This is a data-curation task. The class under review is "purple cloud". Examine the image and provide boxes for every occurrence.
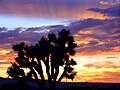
[0,0,100,19]
[88,4,120,17]
[0,24,66,48]
[0,17,120,54]
[67,18,107,34]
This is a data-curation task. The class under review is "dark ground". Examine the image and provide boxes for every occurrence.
[0,78,120,90]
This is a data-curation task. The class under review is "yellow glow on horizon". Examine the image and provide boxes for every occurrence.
[0,52,120,83]
[79,29,93,34]
[0,49,11,55]
[75,41,89,45]
[0,70,8,78]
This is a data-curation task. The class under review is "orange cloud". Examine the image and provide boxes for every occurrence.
[84,61,120,69]
[89,71,120,83]
[99,1,109,5]
[99,1,120,5]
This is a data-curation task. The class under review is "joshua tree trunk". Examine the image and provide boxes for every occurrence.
[35,60,45,90]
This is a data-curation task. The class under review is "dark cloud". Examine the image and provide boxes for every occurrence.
[0,17,120,54]
[67,18,106,34]
[78,39,120,52]
[88,4,120,17]
[0,25,66,48]
[0,28,43,48]
[74,18,120,53]
[0,19,105,48]
[114,30,120,34]
[0,18,108,49]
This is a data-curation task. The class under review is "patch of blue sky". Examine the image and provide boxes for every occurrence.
[0,15,65,29]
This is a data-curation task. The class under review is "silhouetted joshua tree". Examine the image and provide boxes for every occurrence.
[7,29,77,90]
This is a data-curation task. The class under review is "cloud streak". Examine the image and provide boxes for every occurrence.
[84,61,120,69]
[0,0,104,19]
[88,4,120,17]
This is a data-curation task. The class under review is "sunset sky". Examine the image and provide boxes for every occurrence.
[0,0,120,83]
